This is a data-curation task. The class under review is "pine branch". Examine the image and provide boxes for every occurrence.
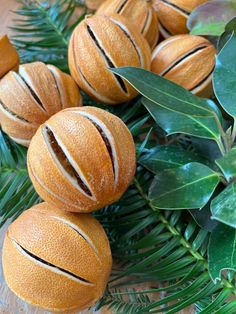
[0,131,39,227]
[95,167,236,313]
[95,288,152,313]
[11,0,86,71]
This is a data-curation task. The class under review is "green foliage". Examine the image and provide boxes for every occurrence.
[4,0,236,312]
[211,182,236,228]
[149,162,220,210]
[187,0,236,36]
[140,145,206,173]
[96,169,236,313]
[112,68,223,148]
[95,288,152,313]
[190,206,218,232]
[217,17,236,52]
[214,34,236,119]
[216,147,236,181]
[0,131,39,227]
[11,0,86,71]
[209,224,236,283]
[114,64,236,288]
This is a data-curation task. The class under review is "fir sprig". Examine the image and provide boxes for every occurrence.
[96,168,236,313]
[0,131,39,227]
[11,0,86,71]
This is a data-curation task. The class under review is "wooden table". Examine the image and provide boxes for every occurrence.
[0,0,19,36]
[0,1,194,313]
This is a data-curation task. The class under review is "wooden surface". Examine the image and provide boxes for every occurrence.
[0,1,194,313]
[0,0,19,36]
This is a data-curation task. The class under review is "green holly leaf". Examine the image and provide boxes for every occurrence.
[187,0,236,36]
[190,207,218,232]
[213,35,236,119]
[208,223,236,283]
[149,162,220,210]
[111,67,222,143]
[112,67,220,117]
[189,186,221,232]
[215,147,236,181]
[211,182,236,228]
[140,145,206,174]
[142,98,221,142]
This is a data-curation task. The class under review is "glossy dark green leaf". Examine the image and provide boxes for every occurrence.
[213,35,236,118]
[140,145,206,174]
[189,184,222,232]
[112,67,220,117]
[190,207,218,232]
[142,98,221,142]
[215,147,236,181]
[149,162,220,210]
[190,137,222,161]
[112,67,222,142]
[217,17,236,52]
[208,223,236,283]
[187,0,236,36]
[211,182,236,228]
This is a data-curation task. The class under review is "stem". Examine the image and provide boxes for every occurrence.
[223,132,233,154]
[217,138,226,156]
[231,119,236,145]
[220,175,228,186]
[166,134,185,146]
[213,112,231,155]
[1,167,28,173]
[213,112,225,139]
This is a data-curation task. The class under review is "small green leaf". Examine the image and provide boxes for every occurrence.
[208,223,236,283]
[149,162,220,210]
[187,0,236,36]
[140,145,206,174]
[215,147,236,181]
[213,35,236,119]
[211,182,236,228]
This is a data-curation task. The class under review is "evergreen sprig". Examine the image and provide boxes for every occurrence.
[95,167,236,313]
[0,131,39,227]
[11,0,86,71]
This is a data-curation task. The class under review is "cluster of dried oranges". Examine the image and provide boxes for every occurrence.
[1,0,216,312]
[0,0,214,145]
